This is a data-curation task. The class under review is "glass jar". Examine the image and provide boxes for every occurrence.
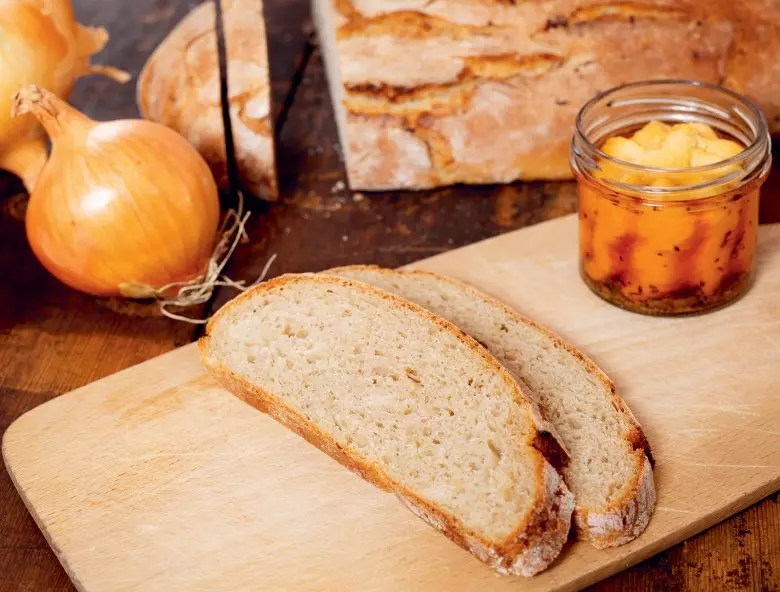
[570,80,772,315]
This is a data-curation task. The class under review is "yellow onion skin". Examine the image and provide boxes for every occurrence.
[20,87,220,298]
[0,0,126,190]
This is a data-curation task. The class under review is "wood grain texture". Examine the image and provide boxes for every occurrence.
[0,0,204,585]
[4,216,780,592]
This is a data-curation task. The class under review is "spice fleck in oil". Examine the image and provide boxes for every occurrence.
[572,98,771,316]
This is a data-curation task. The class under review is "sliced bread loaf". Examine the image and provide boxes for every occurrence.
[328,266,656,548]
[199,274,574,575]
[138,0,278,200]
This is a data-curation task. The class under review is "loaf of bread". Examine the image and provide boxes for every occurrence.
[200,274,574,576]
[329,266,655,548]
[138,0,278,200]
[313,0,779,191]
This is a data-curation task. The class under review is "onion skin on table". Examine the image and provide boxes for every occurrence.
[0,0,128,191]
[14,85,221,299]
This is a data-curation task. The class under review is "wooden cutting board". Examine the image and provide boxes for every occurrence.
[4,214,780,592]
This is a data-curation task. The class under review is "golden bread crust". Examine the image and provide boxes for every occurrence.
[325,265,656,548]
[138,0,278,200]
[200,273,574,576]
[316,0,774,190]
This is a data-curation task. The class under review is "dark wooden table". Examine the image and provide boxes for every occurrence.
[1,1,778,590]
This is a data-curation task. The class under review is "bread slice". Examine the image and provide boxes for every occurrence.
[327,266,656,548]
[200,274,574,575]
[138,0,278,200]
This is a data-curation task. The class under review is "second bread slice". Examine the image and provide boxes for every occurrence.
[200,274,574,575]
[329,266,656,548]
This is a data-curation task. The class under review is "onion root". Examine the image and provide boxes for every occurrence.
[119,192,277,324]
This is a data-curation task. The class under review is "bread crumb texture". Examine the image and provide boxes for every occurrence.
[204,275,560,542]
[330,266,656,547]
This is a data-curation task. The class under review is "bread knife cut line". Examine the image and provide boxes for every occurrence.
[214,0,241,207]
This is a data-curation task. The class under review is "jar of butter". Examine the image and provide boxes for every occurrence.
[570,80,772,315]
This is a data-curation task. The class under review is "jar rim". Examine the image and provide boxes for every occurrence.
[573,79,770,187]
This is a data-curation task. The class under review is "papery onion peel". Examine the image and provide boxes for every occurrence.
[0,0,129,190]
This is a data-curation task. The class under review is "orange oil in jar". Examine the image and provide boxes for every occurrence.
[577,170,761,315]
[571,81,771,315]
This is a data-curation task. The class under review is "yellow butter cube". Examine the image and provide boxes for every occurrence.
[601,137,646,163]
[690,148,723,167]
[677,122,719,141]
[690,149,741,186]
[596,120,744,185]
[664,126,698,151]
[633,121,671,149]
[706,138,743,160]
[646,127,696,168]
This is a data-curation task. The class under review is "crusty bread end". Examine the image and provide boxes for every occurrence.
[327,265,656,548]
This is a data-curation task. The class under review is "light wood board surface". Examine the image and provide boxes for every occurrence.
[4,214,780,591]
